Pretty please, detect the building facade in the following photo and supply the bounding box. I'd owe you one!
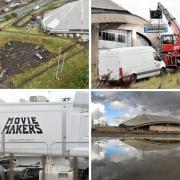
[99,29,150,49]
[119,114,180,133]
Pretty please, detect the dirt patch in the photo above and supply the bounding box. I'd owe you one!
[0,41,55,78]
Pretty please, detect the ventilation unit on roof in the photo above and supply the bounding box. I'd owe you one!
[29,96,49,102]
[19,99,28,103]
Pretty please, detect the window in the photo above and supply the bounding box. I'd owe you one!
[103,32,106,40]
[108,33,115,41]
[153,52,161,61]
[102,32,115,41]
[162,35,174,44]
[118,35,125,43]
[100,31,126,43]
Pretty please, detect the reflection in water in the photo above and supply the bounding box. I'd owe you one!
[92,138,180,180]
[92,139,141,162]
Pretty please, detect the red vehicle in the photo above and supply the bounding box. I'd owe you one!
[157,2,180,68]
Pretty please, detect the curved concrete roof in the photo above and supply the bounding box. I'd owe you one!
[91,0,160,47]
[123,114,180,127]
[92,0,129,12]
[42,0,89,33]
[92,0,149,25]
[92,13,149,25]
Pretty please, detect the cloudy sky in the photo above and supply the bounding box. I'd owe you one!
[91,91,180,126]
[0,90,76,102]
[112,0,180,23]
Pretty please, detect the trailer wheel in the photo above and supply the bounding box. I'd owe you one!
[130,74,137,83]
[160,67,166,76]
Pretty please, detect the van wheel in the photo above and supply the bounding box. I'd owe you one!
[130,74,137,83]
[160,68,166,76]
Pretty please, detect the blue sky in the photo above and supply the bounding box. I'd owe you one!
[105,103,129,125]
[91,91,180,126]
[91,91,137,126]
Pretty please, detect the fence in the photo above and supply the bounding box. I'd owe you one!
[0,141,89,180]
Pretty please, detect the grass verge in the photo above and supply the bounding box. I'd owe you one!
[132,73,180,89]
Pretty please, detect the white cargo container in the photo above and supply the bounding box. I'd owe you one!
[98,46,166,82]
[0,102,89,158]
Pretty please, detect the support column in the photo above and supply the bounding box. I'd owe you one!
[91,24,99,72]
[131,29,137,47]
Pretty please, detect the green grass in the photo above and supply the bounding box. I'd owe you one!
[22,49,88,89]
[0,19,14,28]
[17,15,34,27]
[10,46,83,87]
[131,73,180,89]
[91,65,100,88]
[91,64,180,89]
[73,68,89,88]
[0,31,74,52]
[4,25,44,35]
[0,31,88,88]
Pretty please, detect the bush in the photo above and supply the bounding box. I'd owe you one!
[73,68,89,88]
[11,12,18,18]
[4,14,12,21]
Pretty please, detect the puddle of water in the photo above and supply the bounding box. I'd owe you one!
[92,138,180,180]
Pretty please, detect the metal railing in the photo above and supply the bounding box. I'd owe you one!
[0,154,89,180]
[0,139,89,180]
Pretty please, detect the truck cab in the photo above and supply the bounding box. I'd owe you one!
[161,34,180,68]
[161,34,176,53]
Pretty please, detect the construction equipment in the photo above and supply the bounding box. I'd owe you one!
[152,2,180,68]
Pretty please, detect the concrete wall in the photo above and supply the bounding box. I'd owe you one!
[99,29,131,49]
[95,126,126,133]
[150,125,180,132]
[136,34,150,46]
[98,29,149,49]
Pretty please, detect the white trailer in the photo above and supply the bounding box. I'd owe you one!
[0,102,89,158]
[0,92,89,180]
[98,46,166,82]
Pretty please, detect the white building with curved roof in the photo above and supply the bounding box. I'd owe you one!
[42,0,89,35]
[91,0,159,64]
[120,114,180,132]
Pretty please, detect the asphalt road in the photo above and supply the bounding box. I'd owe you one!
[0,0,52,18]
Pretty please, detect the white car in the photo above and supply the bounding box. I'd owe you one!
[34,5,40,11]
[0,17,5,22]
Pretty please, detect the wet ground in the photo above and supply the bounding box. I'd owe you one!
[0,41,54,77]
[92,138,180,180]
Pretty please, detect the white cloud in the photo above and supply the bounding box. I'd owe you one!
[109,113,132,126]
[91,103,106,119]
[112,0,180,23]
[110,101,128,110]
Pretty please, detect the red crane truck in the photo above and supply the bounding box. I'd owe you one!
[156,2,180,68]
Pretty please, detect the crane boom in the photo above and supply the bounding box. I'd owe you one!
[157,2,180,40]
[150,2,180,68]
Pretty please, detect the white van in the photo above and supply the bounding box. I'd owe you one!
[98,46,166,82]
